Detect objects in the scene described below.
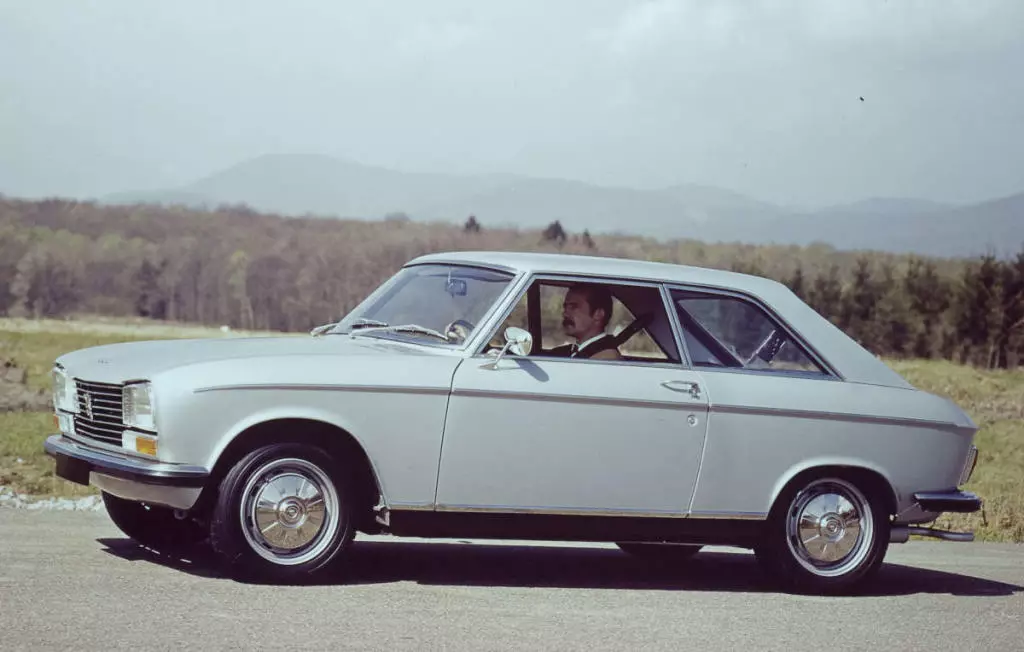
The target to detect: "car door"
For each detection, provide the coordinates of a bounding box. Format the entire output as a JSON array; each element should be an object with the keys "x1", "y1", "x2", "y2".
[
  {"x1": 434, "y1": 355, "x2": 710, "y2": 516},
  {"x1": 665, "y1": 285, "x2": 886, "y2": 518}
]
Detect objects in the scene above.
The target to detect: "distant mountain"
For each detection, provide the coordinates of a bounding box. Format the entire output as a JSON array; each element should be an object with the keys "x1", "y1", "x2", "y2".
[
  {"x1": 814, "y1": 197, "x2": 953, "y2": 217},
  {"x1": 102, "y1": 153, "x2": 1023, "y2": 258}
]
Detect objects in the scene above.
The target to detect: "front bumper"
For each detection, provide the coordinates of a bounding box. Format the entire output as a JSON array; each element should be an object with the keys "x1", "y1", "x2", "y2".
[{"x1": 44, "y1": 434, "x2": 209, "y2": 510}]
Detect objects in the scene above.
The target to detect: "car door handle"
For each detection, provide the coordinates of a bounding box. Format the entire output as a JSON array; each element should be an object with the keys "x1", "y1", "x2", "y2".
[{"x1": 661, "y1": 380, "x2": 701, "y2": 399}]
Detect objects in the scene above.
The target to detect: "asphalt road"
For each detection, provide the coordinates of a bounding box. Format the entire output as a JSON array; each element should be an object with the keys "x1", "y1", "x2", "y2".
[{"x1": 1, "y1": 510, "x2": 1021, "y2": 651}]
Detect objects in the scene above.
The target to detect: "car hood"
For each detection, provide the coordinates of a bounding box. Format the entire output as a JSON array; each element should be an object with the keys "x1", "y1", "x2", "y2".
[{"x1": 56, "y1": 334, "x2": 443, "y2": 384}]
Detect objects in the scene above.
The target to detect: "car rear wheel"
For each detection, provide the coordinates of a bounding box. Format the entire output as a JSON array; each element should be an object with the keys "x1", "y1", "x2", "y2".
[
  {"x1": 756, "y1": 474, "x2": 890, "y2": 594},
  {"x1": 209, "y1": 443, "x2": 353, "y2": 582},
  {"x1": 616, "y1": 542, "x2": 703, "y2": 562},
  {"x1": 102, "y1": 491, "x2": 207, "y2": 553}
]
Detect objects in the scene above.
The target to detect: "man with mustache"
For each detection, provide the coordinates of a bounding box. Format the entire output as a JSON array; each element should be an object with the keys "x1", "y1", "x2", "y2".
[{"x1": 552, "y1": 283, "x2": 623, "y2": 361}]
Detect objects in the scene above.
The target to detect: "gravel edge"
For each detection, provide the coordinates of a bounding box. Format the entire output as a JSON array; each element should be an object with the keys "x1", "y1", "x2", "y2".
[{"x1": 0, "y1": 486, "x2": 105, "y2": 511}]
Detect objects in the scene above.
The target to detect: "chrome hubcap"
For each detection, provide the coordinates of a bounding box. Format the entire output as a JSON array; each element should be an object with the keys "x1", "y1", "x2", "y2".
[
  {"x1": 240, "y1": 458, "x2": 340, "y2": 565},
  {"x1": 786, "y1": 478, "x2": 873, "y2": 577}
]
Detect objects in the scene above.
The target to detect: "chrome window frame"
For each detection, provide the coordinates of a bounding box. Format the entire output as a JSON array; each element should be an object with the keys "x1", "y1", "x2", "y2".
[
  {"x1": 663, "y1": 282, "x2": 843, "y2": 381},
  {"x1": 339, "y1": 261, "x2": 528, "y2": 353},
  {"x1": 468, "y1": 271, "x2": 692, "y2": 371}
]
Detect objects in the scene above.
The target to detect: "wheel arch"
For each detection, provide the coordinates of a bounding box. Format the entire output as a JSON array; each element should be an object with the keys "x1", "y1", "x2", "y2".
[
  {"x1": 193, "y1": 417, "x2": 386, "y2": 533},
  {"x1": 768, "y1": 460, "x2": 899, "y2": 518}
]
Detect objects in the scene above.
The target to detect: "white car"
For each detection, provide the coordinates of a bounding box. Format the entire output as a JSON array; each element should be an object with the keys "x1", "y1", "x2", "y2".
[{"x1": 45, "y1": 251, "x2": 981, "y2": 593}]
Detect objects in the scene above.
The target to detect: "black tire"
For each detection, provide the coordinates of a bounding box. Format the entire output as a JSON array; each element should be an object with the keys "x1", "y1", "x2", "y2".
[
  {"x1": 102, "y1": 491, "x2": 207, "y2": 553},
  {"x1": 617, "y1": 542, "x2": 703, "y2": 562},
  {"x1": 208, "y1": 442, "x2": 354, "y2": 582},
  {"x1": 755, "y1": 473, "x2": 891, "y2": 594}
]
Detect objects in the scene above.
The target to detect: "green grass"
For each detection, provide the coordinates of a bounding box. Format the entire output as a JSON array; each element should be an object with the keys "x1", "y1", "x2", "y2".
[
  {"x1": 1, "y1": 319, "x2": 1021, "y2": 542},
  {"x1": 0, "y1": 316, "x2": 276, "y2": 392},
  {"x1": 0, "y1": 411, "x2": 95, "y2": 498}
]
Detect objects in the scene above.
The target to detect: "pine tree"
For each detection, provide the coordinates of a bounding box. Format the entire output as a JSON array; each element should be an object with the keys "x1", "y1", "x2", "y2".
[
  {"x1": 903, "y1": 257, "x2": 951, "y2": 358},
  {"x1": 994, "y1": 246, "x2": 1024, "y2": 368},
  {"x1": 809, "y1": 264, "x2": 843, "y2": 325},
  {"x1": 952, "y1": 253, "x2": 1003, "y2": 366},
  {"x1": 874, "y1": 263, "x2": 912, "y2": 356},
  {"x1": 542, "y1": 221, "x2": 567, "y2": 248},
  {"x1": 840, "y1": 257, "x2": 881, "y2": 349},
  {"x1": 786, "y1": 265, "x2": 807, "y2": 301}
]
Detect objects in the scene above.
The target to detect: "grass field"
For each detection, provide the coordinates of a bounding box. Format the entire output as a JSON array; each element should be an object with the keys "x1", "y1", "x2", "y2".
[{"x1": 1, "y1": 317, "x2": 1021, "y2": 542}]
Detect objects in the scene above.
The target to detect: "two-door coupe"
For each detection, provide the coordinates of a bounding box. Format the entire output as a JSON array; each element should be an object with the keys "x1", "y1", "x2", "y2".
[{"x1": 44, "y1": 251, "x2": 981, "y2": 593}]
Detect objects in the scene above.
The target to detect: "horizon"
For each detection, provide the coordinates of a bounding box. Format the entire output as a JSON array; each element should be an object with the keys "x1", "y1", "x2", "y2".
[{"x1": 8, "y1": 149, "x2": 1022, "y2": 215}]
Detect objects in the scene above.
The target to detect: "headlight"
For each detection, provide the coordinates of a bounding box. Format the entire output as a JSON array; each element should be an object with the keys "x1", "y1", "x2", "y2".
[
  {"x1": 51, "y1": 367, "x2": 78, "y2": 413},
  {"x1": 122, "y1": 382, "x2": 156, "y2": 432}
]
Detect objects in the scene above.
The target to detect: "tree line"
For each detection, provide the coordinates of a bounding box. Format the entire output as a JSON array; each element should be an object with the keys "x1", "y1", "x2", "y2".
[{"x1": 1, "y1": 196, "x2": 1022, "y2": 368}]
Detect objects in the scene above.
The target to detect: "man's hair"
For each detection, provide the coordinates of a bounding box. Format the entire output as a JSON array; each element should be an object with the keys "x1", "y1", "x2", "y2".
[{"x1": 568, "y1": 282, "x2": 614, "y2": 329}]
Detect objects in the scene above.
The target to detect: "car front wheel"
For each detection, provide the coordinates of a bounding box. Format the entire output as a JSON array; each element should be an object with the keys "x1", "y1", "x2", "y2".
[
  {"x1": 209, "y1": 443, "x2": 353, "y2": 582},
  {"x1": 756, "y1": 474, "x2": 890, "y2": 594}
]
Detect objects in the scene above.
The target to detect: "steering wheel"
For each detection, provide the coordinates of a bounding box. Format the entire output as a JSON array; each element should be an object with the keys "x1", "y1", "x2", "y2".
[{"x1": 444, "y1": 319, "x2": 475, "y2": 343}]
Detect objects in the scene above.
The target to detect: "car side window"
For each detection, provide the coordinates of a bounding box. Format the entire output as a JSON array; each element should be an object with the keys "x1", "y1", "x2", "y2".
[
  {"x1": 486, "y1": 278, "x2": 681, "y2": 364},
  {"x1": 670, "y1": 288, "x2": 828, "y2": 376}
]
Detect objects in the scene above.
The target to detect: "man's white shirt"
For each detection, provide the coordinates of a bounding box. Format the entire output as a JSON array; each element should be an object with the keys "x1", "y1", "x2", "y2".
[{"x1": 570, "y1": 333, "x2": 608, "y2": 357}]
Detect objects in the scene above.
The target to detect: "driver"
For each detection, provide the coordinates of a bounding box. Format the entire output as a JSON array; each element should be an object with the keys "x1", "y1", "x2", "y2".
[{"x1": 553, "y1": 283, "x2": 622, "y2": 360}]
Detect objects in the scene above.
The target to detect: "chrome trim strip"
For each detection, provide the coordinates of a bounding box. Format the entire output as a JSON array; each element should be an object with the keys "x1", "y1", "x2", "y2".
[
  {"x1": 434, "y1": 504, "x2": 688, "y2": 518},
  {"x1": 422, "y1": 505, "x2": 766, "y2": 520},
  {"x1": 404, "y1": 259, "x2": 521, "y2": 275},
  {"x1": 469, "y1": 271, "x2": 687, "y2": 362},
  {"x1": 464, "y1": 270, "x2": 533, "y2": 355},
  {"x1": 688, "y1": 511, "x2": 767, "y2": 521},
  {"x1": 450, "y1": 387, "x2": 702, "y2": 410},
  {"x1": 387, "y1": 503, "x2": 435, "y2": 512},
  {"x1": 194, "y1": 383, "x2": 450, "y2": 395},
  {"x1": 661, "y1": 282, "x2": 694, "y2": 368},
  {"x1": 712, "y1": 403, "x2": 974, "y2": 435}
]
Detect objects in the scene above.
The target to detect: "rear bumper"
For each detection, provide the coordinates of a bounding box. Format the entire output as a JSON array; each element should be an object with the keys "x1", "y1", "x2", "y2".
[
  {"x1": 888, "y1": 489, "x2": 983, "y2": 543},
  {"x1": 913, "y1": 489, "x2": 983, "y2": 514},
  {"x1": 44, "y1": 434, "x2": 209, "y2": 510}
]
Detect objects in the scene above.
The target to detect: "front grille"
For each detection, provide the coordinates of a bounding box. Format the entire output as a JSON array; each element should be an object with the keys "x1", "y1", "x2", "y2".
[{"x1": 74, "y1": 379, "x2": 125, "y2": 446}]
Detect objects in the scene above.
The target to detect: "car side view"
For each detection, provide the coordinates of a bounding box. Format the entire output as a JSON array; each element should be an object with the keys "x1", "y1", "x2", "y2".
[{"x1": 44, "y1": 251, "x2": 982, "y2": 593}]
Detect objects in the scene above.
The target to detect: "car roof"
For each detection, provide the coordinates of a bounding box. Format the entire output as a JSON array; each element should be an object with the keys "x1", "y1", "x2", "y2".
[
  {"x1": 407, "y1": 250, "x2": 915, "y2": 390},
  {"x1": 410, "y1": 250, "x2": 785, "y2": 293}
]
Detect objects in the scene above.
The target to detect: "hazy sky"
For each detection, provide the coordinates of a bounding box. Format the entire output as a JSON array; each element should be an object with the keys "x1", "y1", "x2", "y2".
[{"x1": 2, "y1": 0, "x2": 1022, "y2": 207}]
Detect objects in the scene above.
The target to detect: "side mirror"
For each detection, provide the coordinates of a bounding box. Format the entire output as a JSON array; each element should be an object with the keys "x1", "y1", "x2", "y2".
[
  {"x1": 504, "y1": 326, "x2": 533, "y2": 356},
  {"x1": 484, "y1": 327, "x2": 533, "y2": 368}
]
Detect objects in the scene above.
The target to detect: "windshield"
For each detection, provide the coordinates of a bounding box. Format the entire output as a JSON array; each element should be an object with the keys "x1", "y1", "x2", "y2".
[{"x1": 332, "y1": 263, "x2": 516, "y2": 345}]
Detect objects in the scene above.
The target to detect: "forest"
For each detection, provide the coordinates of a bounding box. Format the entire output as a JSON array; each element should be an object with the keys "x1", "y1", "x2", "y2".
[{"x1": 1, "y1": 196, "x2": 1022, "y2": 369}]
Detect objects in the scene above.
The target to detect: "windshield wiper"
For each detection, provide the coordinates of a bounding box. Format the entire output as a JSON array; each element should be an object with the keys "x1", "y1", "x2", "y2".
[
  {"x1": 349, "y1": 323, "x2": 451, "y2": 342},
  {"x1": 312, "y1": 318, "x2": 391, "y2": 337},
  {"x1": 350, "y1": 318, "x2": 389, "y2": 330}
]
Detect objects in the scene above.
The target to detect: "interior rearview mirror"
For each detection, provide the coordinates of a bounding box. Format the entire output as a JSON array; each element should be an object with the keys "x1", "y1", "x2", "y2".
[{"x1": 446, "y1": 278, "x2": 468, "y2": 297}]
